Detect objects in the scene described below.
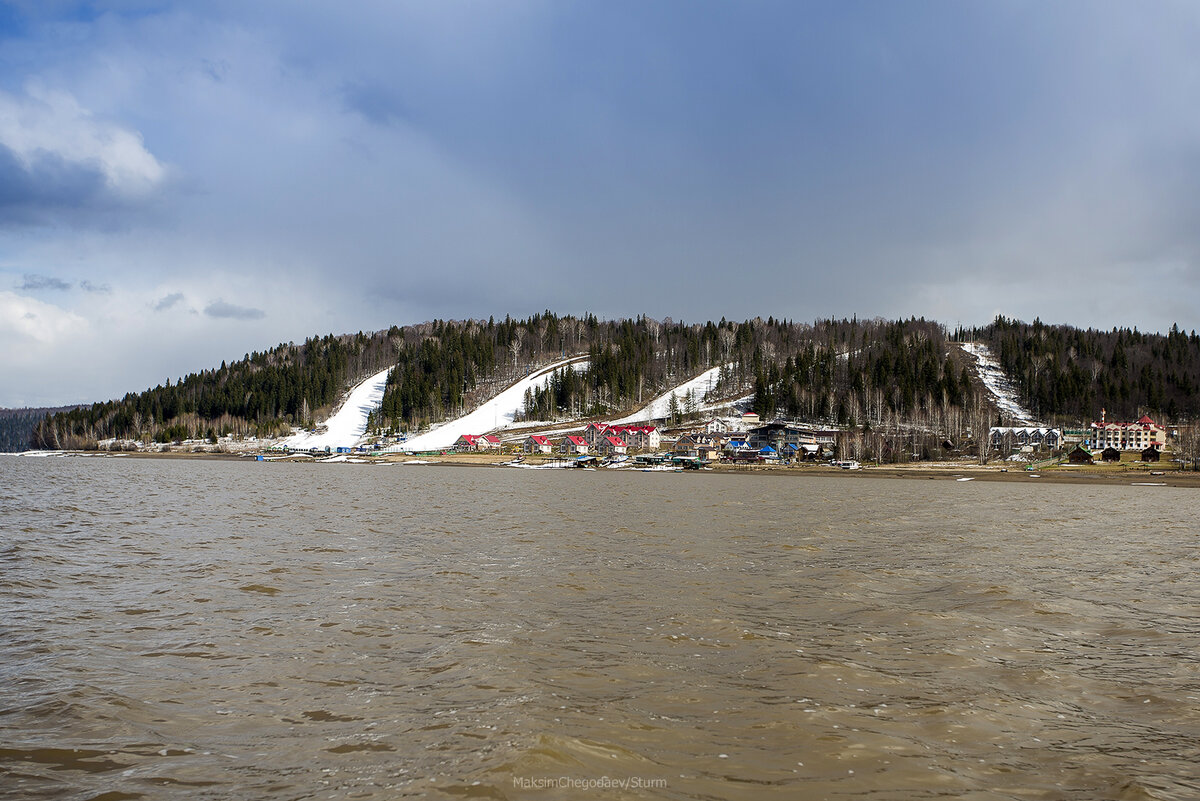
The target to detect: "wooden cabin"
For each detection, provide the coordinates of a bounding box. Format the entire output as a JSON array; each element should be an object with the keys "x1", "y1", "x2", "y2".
[{"x1": 1067, "y1": 445, "x2": 1094, "y2": 465}]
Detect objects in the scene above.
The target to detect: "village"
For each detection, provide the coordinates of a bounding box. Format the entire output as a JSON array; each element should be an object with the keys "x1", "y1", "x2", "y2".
[
  {"x1": 444, "y1": 413, "x2": 848, "y2": 468},
  {"x1": 437, "y1": 409, "x2": 1179, "y2": 472}
]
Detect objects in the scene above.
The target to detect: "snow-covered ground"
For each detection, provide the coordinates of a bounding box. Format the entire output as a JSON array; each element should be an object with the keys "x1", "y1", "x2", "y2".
[
  {"x1": 400, "y1": 356, "x2": 588, "y2": 452},
  {"x1": 279, "y1": 365, "x2": 393, "y2": 451},
  {"x1": 959, "y1": 342, "x2": 1034, "y2": 424},
  {"x1": 612, "y1": 364, "x2": 729, "y2": 424}
]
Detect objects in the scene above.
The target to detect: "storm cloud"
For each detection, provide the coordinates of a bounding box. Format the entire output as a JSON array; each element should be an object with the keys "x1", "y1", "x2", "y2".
[
  {"x1": 0, "y1": 83, "x2": 166, "y2": 228},
  {"x1": 204, "y1": 300, "x2": 265, "y2": 321},
  {"x1": 1, "y1": 1, "x2": 1199, "y2": 406}
]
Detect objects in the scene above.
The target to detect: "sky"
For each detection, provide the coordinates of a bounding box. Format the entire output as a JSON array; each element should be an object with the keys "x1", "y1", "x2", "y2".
[{"x1": 2, "y1": 1, "x2": 1199, "y2": 407}]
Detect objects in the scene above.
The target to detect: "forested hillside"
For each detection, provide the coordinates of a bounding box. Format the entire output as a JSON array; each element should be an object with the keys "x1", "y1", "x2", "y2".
[
  {"x1": 32, "y1": 332, "x2": 399, "y2": 449},
  {"x1": 411, "y1": 315, "x2": 981, "y2": 444},
  {"x1": 28, "y1": 312, "x2": 1200, "y2": 451},
  {"x1": 963, "y1": 317, "x2": 1200, "y2": 422},
  {"x1": 0, "y1": 407, "x2": 79, "y2": 452},
  {"x1": 374, "y1": 314, "x2": 746, "y2": 431}
]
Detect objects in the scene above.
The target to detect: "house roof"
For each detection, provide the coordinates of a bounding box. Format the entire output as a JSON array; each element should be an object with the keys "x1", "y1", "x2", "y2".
[
  {"x1": 528, "y1": 435, "x2": 550, "y2": 445},
  {"x1": 563, "y1": 436, "x2": 587, "y2": 446},
  {"x1": 603, "y1": 436, "x2": 626, "y2": 446}
]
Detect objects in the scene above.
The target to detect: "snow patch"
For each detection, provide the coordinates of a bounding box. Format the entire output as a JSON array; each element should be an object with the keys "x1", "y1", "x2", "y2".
[
  {"x1": 280, "y1": 365, "x2": 392, "y2": 451},
  {"x1": 960, "y1": 342, "x2": 1034, "y2": 424},
  {"x1": 400, "y1": 356, "x2": 588, "y2": 452},
  {"x1": 612, "y1": 364, "x2": 728, "y2": 424}
]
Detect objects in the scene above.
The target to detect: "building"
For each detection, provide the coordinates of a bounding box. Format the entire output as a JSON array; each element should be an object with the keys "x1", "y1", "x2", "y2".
[
  {"x1": 990, "y1": 427, "x2": 1062, "y2": 451},
  {"x1": 596, "y1": 435, "x2": 628, "y2": 456},
  {"x1": 582, "y1": 422, "x2": 611, "y2": 446},
  {"x1": 523, "y1": 435, "x2": 553, "y2": 454},
  {"x1": 1141, "y1": 445, "x2": 1161, "y2": 462},
  {"x1": 453, "y1": 434, "x2": 481, "y2": 452},
  {"x1": 671, "y1": 436, "x2": 700, "y2": 459},
  {"x1": 558, "y1": 436, "x2": 589, "y2": 455},
  {"x1": 747, "y1": 423, "x2": 817, "y2": 453},
  {"x1": 1062, "y1": 428, "x2": 1089, "y2": 446},
  {"x1": 1088, "y1": 412, "x2": 1167, "y2": 452},
  {"x1": 603, "y1": 425, "x2": 661, "y2": 451},
  {"x1": 454, "y1": 434, "x2": 500, "y2": 452},
  {"x1": 784, "y1": 442, "x2": 824, "y2": 461},
  {"x1": 1067, "y1": 445, "x2": 1094, "y2": 464}
]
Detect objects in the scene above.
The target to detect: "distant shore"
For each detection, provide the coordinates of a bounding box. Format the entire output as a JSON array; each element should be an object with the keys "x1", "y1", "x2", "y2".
[{"x1": 26, "y1": 448, "x2": 1198, "y2": 488}]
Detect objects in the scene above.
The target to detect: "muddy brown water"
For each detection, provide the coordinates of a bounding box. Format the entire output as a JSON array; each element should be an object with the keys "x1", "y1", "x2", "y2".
[{"x1": 2, "y1": 456, "x2": 1198, "y2": 800}]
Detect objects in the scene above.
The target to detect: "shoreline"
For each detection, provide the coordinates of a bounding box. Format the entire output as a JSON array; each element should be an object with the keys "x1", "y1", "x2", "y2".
[{"x1": 17, "y1": 448, "x2": 1200, "y2": 488}]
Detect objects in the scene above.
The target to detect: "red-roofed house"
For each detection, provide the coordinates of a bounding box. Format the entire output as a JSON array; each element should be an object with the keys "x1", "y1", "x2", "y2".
[
  {"x1": 454, "y1": 434, "x2": 501, "y2": 452},
  {"x1": 621, "y1": 425, "x2": 661, "y2": 451},
  {"x1": 1088, "y1": 411, "x2": 1167, "y2": 451},
  {"x1": 583, "y1": 422, "x2": 609, "y2": 446},
  {"x1": 596, "y1": 435, "x2": 628, "y2": 456},
  {"x1": 523, "y1": 435, "x2": 553, "y2": 454},
  {"x1": 453, "y1": 434, "x2": 480, "y2": 452},
  {"x1": 558, "y1": 435, "x2": 589, "y2": 455}
]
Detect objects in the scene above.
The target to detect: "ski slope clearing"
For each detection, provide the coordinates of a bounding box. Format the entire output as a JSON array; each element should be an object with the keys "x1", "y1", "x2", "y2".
[
  {"x1": 401, "y1": 356, "x2": 588, "y2": 452},
  {"x1": 960, "y1": 342, "x2": 1034, "y2": 424},
  {"x1": 612, "y1": 364, "x2": 728, "y2": 424},
  {"x1": 280, "y1": 366, "x2": 393, "y2": 451}
]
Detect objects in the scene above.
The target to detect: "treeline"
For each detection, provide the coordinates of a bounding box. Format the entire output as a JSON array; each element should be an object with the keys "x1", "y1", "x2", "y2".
[
  {"x1": 0, "y1": 406, "x2": 79, "y2": 452},
  {"x1": 962, "y1": 317, "x2": 1200, "y2": 422},
  {"x1": 370, "y1": 313, "x2": 751, "y2": 431},
  {"x1": 512, "y1": 315, "x2": 983, "y2": 440},
  {"x1": 32, "y1": 332, "x2": 399, "y2": 449},
  {"x1": 753, "y1": 318, "x2": 972, "y2": 426},
  {"x1": 32, "y1": 312, "x2": 981, "y2": 449},
  {"x1": 31, "y1": 311, "x2": 1199, "y2": 451}
]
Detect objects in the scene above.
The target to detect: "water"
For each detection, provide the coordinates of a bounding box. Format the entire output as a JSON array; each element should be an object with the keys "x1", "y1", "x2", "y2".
[{"x1": 2, "y1": 456, "x2": 1198, "y2": 800}]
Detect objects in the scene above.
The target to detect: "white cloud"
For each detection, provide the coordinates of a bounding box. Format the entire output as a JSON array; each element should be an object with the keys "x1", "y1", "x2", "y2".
[
  {"x1": 0, "y1": 81, "x2": 165, "y2": 198},
  {"x1": 0, "y1": 290, "x2": 87, "y2": 351}
]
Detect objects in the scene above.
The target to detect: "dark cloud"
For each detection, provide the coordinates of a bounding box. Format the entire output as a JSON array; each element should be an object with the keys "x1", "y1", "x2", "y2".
[
  {"x1": 80, "y1": 280, "x2": 111, "y2": 294},
  {"x1": 204, "y1": 299, "x2": 266, "y2": 320},
  {"x1": 0, "y1": 145, "x2": 110, "y2": 227},
  {"x1": 19, "y1": 273, "x2": 72, "y2": 291},
  {"x1": 154, "y1": 292, "x2": 185, "y2": 311},
  {"x1": 4, "y1": 2, "x2": 1200, "y2": 407}
]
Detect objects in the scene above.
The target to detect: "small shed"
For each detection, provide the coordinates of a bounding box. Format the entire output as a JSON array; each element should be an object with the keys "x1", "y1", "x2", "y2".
[
  {"x1": 1067, "y1": 445, "x2": 1094, "y2": 465},
  {"x1": 1141, "y1": 445, "x2": 1161, "y2": 462},
  {"x1": 1101, "y1": 446, "x2": 1122, "y2": 463}
]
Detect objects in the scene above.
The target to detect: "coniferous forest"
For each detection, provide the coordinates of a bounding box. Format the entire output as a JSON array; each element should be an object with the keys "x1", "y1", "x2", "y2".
[
  {"x1": 0, "y1": 407, "x2": 78, "y2": 452},
  {"x1": 966, "y1": 317, "x2": 1200, "y2": 423},
  {"x1": 27, "y1": 313, "x2": 1200, "y2": 451}
]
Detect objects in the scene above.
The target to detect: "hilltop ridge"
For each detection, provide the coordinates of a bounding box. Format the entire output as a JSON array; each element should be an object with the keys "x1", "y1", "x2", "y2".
[{"x1": 28, "y1": 314, "x2": 1200, "y2": 458}]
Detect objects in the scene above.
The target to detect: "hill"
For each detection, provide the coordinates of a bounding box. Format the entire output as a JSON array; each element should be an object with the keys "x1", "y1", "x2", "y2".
[
  {"x1": 0, "y1": 406, "x2": 80, "y2": 452},
  {"x1": 28, "y1": 313, "x2": 1200, "y2": 454},
  {"x1": 963, "y1": 317, "x2": 1200, "y2": 424}
]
